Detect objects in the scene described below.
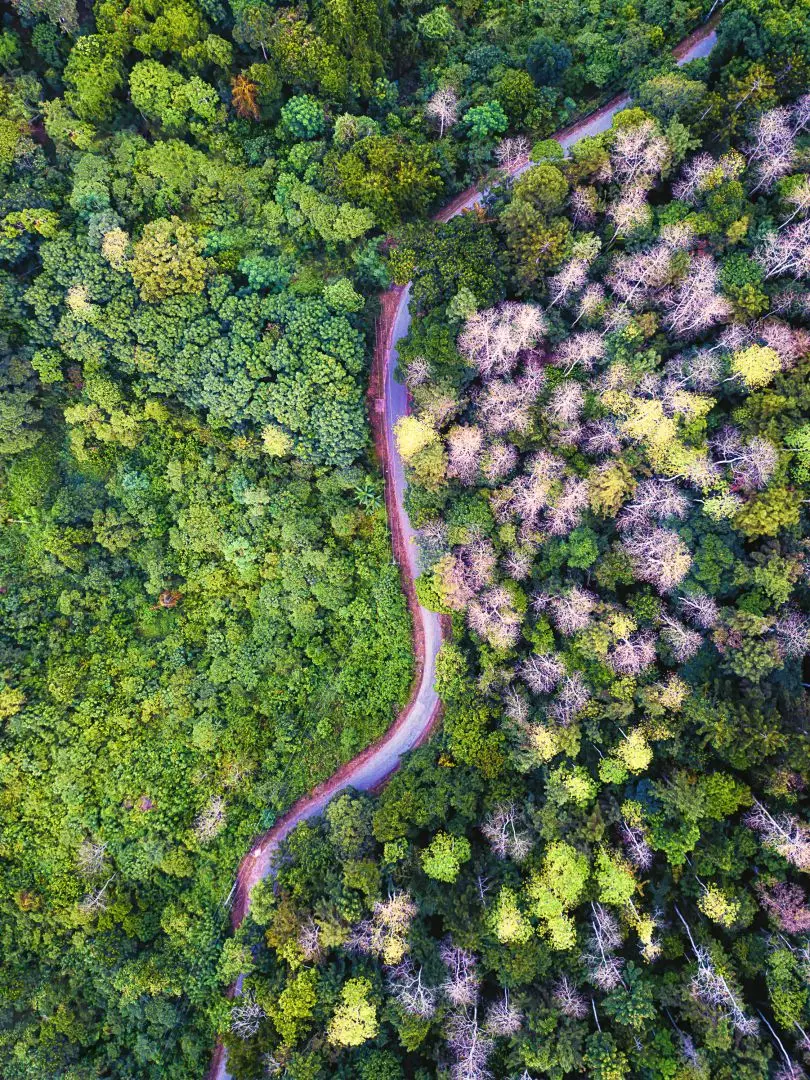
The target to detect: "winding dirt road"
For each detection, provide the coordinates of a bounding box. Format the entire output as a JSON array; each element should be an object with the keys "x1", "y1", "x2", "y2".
[{"x1": 208, "y1": 21, "x2": 718, "y2": 1079}]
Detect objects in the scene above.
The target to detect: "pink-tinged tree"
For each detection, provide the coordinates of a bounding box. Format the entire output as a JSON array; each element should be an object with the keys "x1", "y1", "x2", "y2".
[
  {"x1": 459, "y1": 303, "x2": 547, "y2": 379},
  {"x1": 607, "y1": 631, "x2": 658, "y2": 675},
  {"x1": 547, "y1": 259, "x2": 590, "y2": 310},
  {"x1": 552, "y1": 330, "x2": 606, "y2": 375},
  {"x1": 546, "y1": 381, "x2": 585, "y2": 425},
  {"x1": 550, "y1": 673, "x2": 591, "y2": 725},
  {"x1": 582, "y1": 903, "x2": 625, "y2": 991},
  {"x1": 467, "y1": 587, "x2": 522, "y2": 648},
  {"x1": 545, "y1": 477, "x2": 589, "y2": 537},
  {"x1": 547, "y1": 587, "x2": 598, "y2": 635},
  {"x1": 570, "y1": 186, "x2": 598, "y2": 228},
  {"x1": 484, "y1": 990, "x2": 523, "y2": 1036},
  {"x1": 440, "y1": 941, "x2": 480, "y2": 1007},
  {"x1": 426, "y1": 87, "x2": 459, "y2": 137},
  {"x1": 477, "y1": 369, "x2": 545, "y2": 435},
  {"x1": 758, "y1": 319, "x2": 810, "y2": 367},
  {"x1": 503, "y1": 549, "x2": 533, "y2": 581},
  {"x1": 520, "y1": 653, "x2": 565, "y2": 695},
  {"x1": 619, "y1": 819, "x2": 653, "y2": 870},
  {"x1": 553, "y1": 976, "x2": 589, "y2": 1019},
  {"x1": 446, "y1": 1009, "x2": 493, "y2": 1080},
  {"x1": 582, "y1": 418, "x2": 621, "y2": 455},
  {"x1": 675, "y1": 908, "x2": 758, "y2": 1036},
  {"x1": 757, "y1": 882, "x2": 810, "y2": 934},
  {"x1": 622, "y1": 527, "x2": 692, "y2": 593},
  {"x1": 661, "y1": 255, "x2": 731, "y2": 339},
  {"x1": 617, "y1": 479, "x2": 690, "y2": 532},
  {"x1": 711, "y1": 428, "x2": 778, "y2": 489},
  {"x1": 495, "y1": 136, "x2": 531, "y2": 171},
  {"x1": 774, "y1": 610, "x2": 810, "y2": 659},
  {"x1": 678, "y1": 590, "x2": 720, "y2": 629},
  {"x1": 447, "y1": 425, "x2": 484, "y2": 486},
  {"x1": 482, "y1": 441, "x2": 519, "y2": 482},
  {"x1": 746, "y1": 107, "x2": 795, "y2": 194},
  {"x1": 757, "y1": 219, "x2": 810, "y2": 280},
  {"x1": 387, "y1": 960, "x2": 438, "y2": 1018},
  {"x1": 481, "y1": 804, "x2": 532, "y2": 862},
  {"x1": 660, "y1": 614, "x2": 703, "y2": 662},
  {"x1": 745, "y1": 800, "x2": 810, "y2": 871},
  {"x1": 611, "y1": 119, "x2": 669, "y2": 187}
]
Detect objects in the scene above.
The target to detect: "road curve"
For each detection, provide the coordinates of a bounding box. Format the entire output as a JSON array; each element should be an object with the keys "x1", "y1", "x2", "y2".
[{"x1": 207, "y1": 20, "x2": 717, "y2": 1079}]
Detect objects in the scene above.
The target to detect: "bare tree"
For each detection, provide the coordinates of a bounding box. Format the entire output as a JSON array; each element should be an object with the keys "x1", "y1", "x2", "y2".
[
  {"x1": 553, "y1": 976, "x2": 589, "y2": 1018},
  {"x1": 678, "y1": 590, "x2": 720, "y2": 630},
  {"x1": 607, "y1": 632, "x2": 658, "y2": 676},
  {"x1": 477, "y1": 371, "x2": 546, "y2": 435},
  {"x1": 495, "y1": 136, "x2": 531, "y2": 171},
  {"x1": 659, "y1": 614, "x2": 703, "y2": 662},
  {"x1": 551, "y1": 330, "x2": 606, "y2": 375},
  {"x1": 447, "y1": 425, "x2": 485, "y2": 485},
  {"x1": 757, "y1": 882, "x2": 810, "y2": 934},
  {"x1": 481, "y1": 804, "x2": 531, "y2": 862},
  {"x1": 484, "y1": 989, "x2": 523, "y2": 1035},
  {"x1": 757, "y1": 220, "x2": 810, "y2": 280},
  {"x1": 620, "y1": 819, "x2": 653, "y2": 870},
  {"x1": 388, "y1": 959, "x2": 438, "y2": 1018},
  {"x1": 582, "y1": 903, "x2": 625, "y2": 991},
  {"x1": 546, "y1": 587, "x2": 598, "y2": 636},
  {"x1": 622, "y1": 527, "x2": 692, "y2": 593},
  {"x1": 745, "y1": 800, "x2": 810, "y2": 871},
  {"x1": 549, "y1": 673, "x2": 591, "y2": 726},
  {"x1": 482, "y1": 441, "x2": 519, "y2": 482},
  {"x1": 711, "y1": 428, "x2": 778, "y2": 489},
  {"x1": 468, "y1": 587, "x2": 523, "y2": 649},
  {"x1": 547, "y1": 260, "x2": 589, "y2": 310},
  {"x1": 406, "y1": 355, "x2": 431, "y2": 388},
  {"x1": 775, "y1": 611, "x2": 810, "y2": 660},
  {"x1": 231, "y1": 994, "x2": 266, "y2": 1039},
  {"x1": 582, "y1": 419, "x2": 621, "y2": 456},
  {"x1": 194, "y1": 795, "x2": 226, "y2": 843},
  {"x1": 459, "y1": 304, "x2": 546, "y2": 380},
  {"x1": 446, "y1": 1008, "x2": 493, "y2": 1080},
  {"x1": 426, "y1": 87, "x2": 459, "y2": 137},
  {"x1": 545, "y1": 477, "x2": 589, "y2": 537},
  {"x1": 746, "y1": 107, "x2": 796, "y2": 194},
  {"x1": 661, "y1": 255, "x2": 731, "y2": 339},
  {"x1": 440, "y1": 940, "x2": 480, "y2": 1007},
  {"x1": 617, "y1": 479, "x2": 690, "y2": 532},
  {"x1": 298, "y1": 917, "x2": 322, "y2": 962},
  {"x1": 519, "y1": 653, "x2": 564, "y2": 695},
  {"x1": 675, "y1": 905, "x2": 759, "y2": 1036},
  {"x1": 77, "y1": 839, "x2": 107, "y2": 878},
  {"x1": 611, "y1": 120, "x2": 669, "y2": 187}
]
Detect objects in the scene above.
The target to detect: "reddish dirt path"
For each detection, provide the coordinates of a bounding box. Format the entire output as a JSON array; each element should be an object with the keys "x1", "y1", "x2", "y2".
[{"x1": 207, "y1": 18, "x2": 718, "y2": 1078}]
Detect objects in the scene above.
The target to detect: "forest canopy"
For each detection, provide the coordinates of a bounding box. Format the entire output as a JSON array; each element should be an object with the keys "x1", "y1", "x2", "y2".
[{"x1": 2, "y1": 0, "x2": 810, "y2": 1076}]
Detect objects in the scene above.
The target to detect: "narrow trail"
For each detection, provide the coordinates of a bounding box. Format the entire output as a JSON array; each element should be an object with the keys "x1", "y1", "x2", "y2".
[{"x1": 207, "y1": 21, "x2": 718, "y2": 1078}]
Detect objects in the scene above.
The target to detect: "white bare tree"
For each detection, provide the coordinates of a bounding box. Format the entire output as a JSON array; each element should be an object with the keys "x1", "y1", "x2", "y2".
[
  {"x1": 426, "y1": 87, "x2": 459, "y2": 137},
  {"x1": 440, "y1": 940, "x2": 480, "y2": 1007},
  {"x1": 387, "y1": 959, "x2": 438, "y2": 1018},
  {"x1": 481, "y1": 804, "x2": 531, "y2": 861},
  {"x1": 745, "y1": 800, "x2": 810, "y2": 871}
]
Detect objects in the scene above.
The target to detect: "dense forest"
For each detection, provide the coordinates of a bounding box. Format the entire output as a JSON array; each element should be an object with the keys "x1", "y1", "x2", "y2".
[{"x1": 2, "y1": 0, "x2": 810, "y2": 1076}]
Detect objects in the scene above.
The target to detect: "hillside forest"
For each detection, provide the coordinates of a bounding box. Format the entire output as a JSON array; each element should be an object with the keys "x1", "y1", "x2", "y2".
[{"x1": 2, "y1": 0, "x2": 810, "y2": 1077}]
